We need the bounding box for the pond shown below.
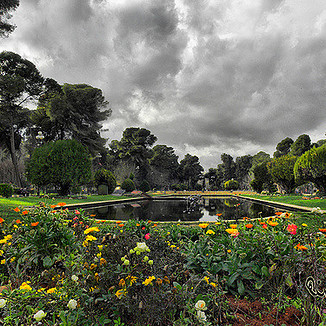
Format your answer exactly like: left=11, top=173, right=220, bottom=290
left=86, top=197, right=279, bottom=222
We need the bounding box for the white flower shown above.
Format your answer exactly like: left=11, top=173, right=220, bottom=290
left=197, top=310, right=207, bottom=322
left=195, top=300, right=207, bottom=311
left=312, top=207, right=322, bottom=214
left=136, top=242, right=148, bottom=252
left=0, top=298, right=6, bottom=308
left=71, top=275, right=79, bottom=282
left=67, top=299, right=78, bottom=310
left=34, top=310, right=47, bottom=322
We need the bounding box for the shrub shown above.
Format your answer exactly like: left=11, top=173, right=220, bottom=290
left=121, top=178, right=135, bottom=192
left=139, top=180, right=150, bottom=192
left=0, top=183, right=13, bottom=198
left=224, top=179, right=239, bottom=190
left=94, top=168, right=116, bottom=194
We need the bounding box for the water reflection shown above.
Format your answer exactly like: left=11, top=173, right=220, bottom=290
left=87, top=197, right=277, bottom=222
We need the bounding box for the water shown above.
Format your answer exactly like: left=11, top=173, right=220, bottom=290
left=86, top=197, right=278, bottom=222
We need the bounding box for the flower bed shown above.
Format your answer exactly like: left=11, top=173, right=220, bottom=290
left=0, top=205, right=325, bottom=325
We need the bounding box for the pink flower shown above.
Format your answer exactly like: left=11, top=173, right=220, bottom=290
left=75, top=210, right=81, bottom=215
left=287, top=224, right=297, bottom=235
left=145, top=233, right=150, bottom=240
left=73, top=216, right=78, bottom=221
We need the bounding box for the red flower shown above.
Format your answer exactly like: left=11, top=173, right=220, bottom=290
left=142, top=227, right=146, bottom=230
left=145, top=233, right=150, bottom=240
left=287, top=224, right=298, bottom=235
left=31, top=222, right=39, bottom=227
left=261, top=223, right=268, bottom=229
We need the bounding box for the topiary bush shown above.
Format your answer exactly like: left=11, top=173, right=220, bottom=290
left=224, top=179, right=239, bottom=190
left=0, top=183, right=14, bottom=198
left=94, top=168, right=116, bottom=194
left=139, top=180, right=150, bottom=192
left=121, top=178, right=135, bottom=192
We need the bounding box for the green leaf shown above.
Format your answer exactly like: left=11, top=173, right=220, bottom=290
left=228, top=272, right=240, bottom=286
left=261, top=266, right=269, bottom=277
left=43, top=256, right=53, bottom=268
left=173, top=282, right=182, bottom=291
left=255, top=281, right=264, bottom=290
left=285, top=274, right=293, bottom=288
left=237, top=280, right=245, bottom=295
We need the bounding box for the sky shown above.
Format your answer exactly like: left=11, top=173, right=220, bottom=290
left=1, top=0, right=326, bottom=170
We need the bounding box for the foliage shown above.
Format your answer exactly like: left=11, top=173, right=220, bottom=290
left=26, top=139, right=92, bottom=196
left=121, top=178, right=136, bottom=193
left=219, top=153, right=236, bottom=183
left=33, top=83, right=111, bottom=156
left=0, top=183, right=13, bottom=198
left=250, top=162, right=274, bottom=193
left=291, top=134, right=311, bottom=156
left=94, top=168, right=116, bottom=194
left=224, top=179, right=239, bottom=190
left=267, top=155, right=298, bottom=193
left=235, top=155, right=252, bottom=189
left=274, top=137, right=293, bottom=158
left=179, top=154, right=204, bottom=189
left=294, top=144, right=326, bottom=193
left=139, top=180, right=150, bottom=192
left=0, top=0, right=20, bottom=37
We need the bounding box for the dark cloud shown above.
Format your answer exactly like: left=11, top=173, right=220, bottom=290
left=1, top=0, right=326, bottom=169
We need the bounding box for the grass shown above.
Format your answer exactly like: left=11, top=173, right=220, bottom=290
left=241, top=194, right=326, bottom=210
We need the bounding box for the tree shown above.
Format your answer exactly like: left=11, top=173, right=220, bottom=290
left=0, top=51, right=48, bottom=187
left=121, top=178, right=135, bottom=193
left=94, top=168, right=116, bottom=194
left=0, top=0, right=19, bottom=37
left=274, top=137, right=293, bottom=158
left=179, top=154, right=203, bottom=189
left=235, top=155, right=252, bottom=189
left=224, top=179, right=239, bottom=190
left=109, top=127, right=157, bottom=181
left=149, top=144, right=179, bottom=188
left=268, top=155, right=297, bottom=193
left=26, top=139, right=92, bottom=196
left=251, top=151, right=271, bottom=170
left=294, top=144, right=326, bottom=194
left=33, top=83, right=111, bottom=156
left=291, top=134, right=311, bottom=156
left=250, top=162, right=274, bottom=193
left=220, top=153, right=236, bottom=182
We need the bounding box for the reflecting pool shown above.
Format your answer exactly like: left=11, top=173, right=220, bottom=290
left=86, top=197, right=279, bottom=222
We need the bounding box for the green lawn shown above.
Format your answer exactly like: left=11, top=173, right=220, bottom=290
left=242, top=194, right=326, bottom=210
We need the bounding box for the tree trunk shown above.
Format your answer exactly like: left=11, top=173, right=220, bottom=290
left=9, top=117, right=21, bottom=187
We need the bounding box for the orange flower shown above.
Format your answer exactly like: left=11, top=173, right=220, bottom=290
left=136, top=223, right=140, bottom=226
left=245, top=223, right=253, bottom=228
left=118, top=223, right=124, bottom=227
left=115, top=221, right=122, bottom=224
left=295, top=243, right=308, bottom=251
left=198, top=223, right=209, bottom=229
left=14, top=207, right=20, bottom=212
left=243, top=217, right=249, bottom=221
left=22, top=210, right=28, bottom=215
left=275, top=212, right=282, bottom=216
left=90, top=214, right=96, bottom=217
left=31, top=222, right=39, bottom=227
left=319, top=228, right=326, bottom=233
left=57, top=202, right=66, bottom=207
left=147, top=220, right=152, bottom=223
left=50, top=205, right=57, bottom=208
left=267, top=221, right=278, bottom=227
left=216, top=213, right=222, bottom=216
left=15, top=219, right=22, bottom=224
left=230, top=224, right=237, bottom=229
left=0, top=217, right=4, bottom=224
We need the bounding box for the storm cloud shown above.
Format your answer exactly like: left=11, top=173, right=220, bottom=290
left=1, top=0, right=326, bottom=169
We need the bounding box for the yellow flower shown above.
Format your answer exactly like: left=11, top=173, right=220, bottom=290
left=94, top=273, right=99, bottom=282
left=115, top=288, right=127, bottom=299
left=210, top=282, right=217, bottom=288
left=0, top=239, right=7, bottom=244
left=215, top=222, right=221, bottom=225
left=198, top=223, right=209, bottom=229
left=4, top=235, right=12, bottom=241
left=229, top=224, right=237, bottom=229
left=98, top=245, right=103, bottom=251
left=100, top=258, right=107, bottom=266
left=20, top=282, right=32, bottom=291
left=267, top=221, right=278, bottom=226
left=142, top=276, right=155, bottom=286
left=90, top=263, right=97, bottom=270
left=84, top=227, right=100, bottom=234
left=126, top=275, right=138, bottom=286
left=96, top=252, right=102, bottom=258
left=302, top=223, right=307, bottom=227
left=203, top=276, right=209, bottom=284
left=206, top=230, right=215, bottom=235
left=0, top=259, right=5, bottom=264
left=225, top=228, right=239, bottom=235
left=46, top=287, right=57, bottom=294
left=227, top=249, right=231, bottom=253
left=10, top=257, right=15, bottom=262
left=0, top=250, right=3, bottom=255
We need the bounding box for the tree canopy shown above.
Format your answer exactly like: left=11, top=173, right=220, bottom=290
left=32, top=83, right=111, bottom=156
left=291, top=134, right=311, bottom=156
left=179, top=154, right=203, bottom=189
left=26, top=139, right=92, bottom=196
left=0, top=0, right=19, bottom=37
left=274, top=137, right=293, bottom=158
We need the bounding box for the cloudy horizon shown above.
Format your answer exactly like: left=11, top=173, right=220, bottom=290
left=1, top=0, right=326, bottom=170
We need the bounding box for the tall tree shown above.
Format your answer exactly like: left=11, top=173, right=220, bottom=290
left=179, top=154, right=203, bottom=189
left=109, top=127, right=157, bottom=181
left=0, top=0, right=19, bottom=37
left=235, top=155, right=253, bottom=188
left=268, top=155, right=297, bottom=194
left=294, top=144, right=326, bottom=194
left=291, top=134, right=311, bottom=156
left=32, top=83, right=111, bottom=156
left=220, top=153, right=236, bottom=183
left=0, top=51, right=46, bottom=186
left=274, top=137, right=293, bottom=158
